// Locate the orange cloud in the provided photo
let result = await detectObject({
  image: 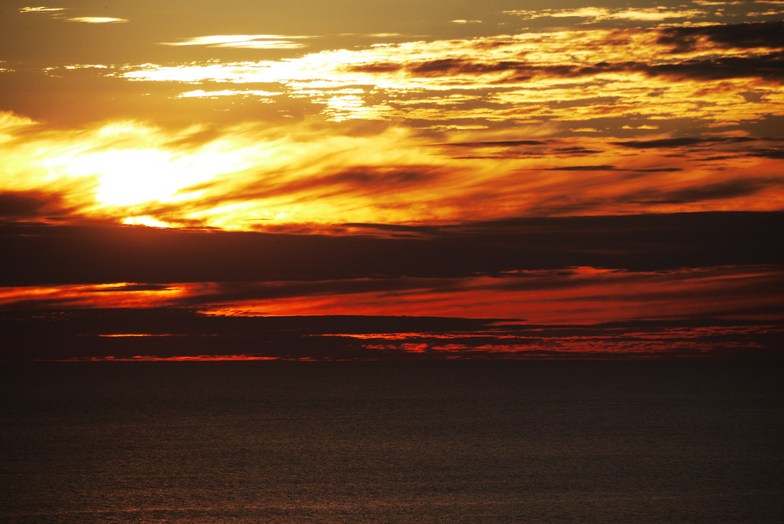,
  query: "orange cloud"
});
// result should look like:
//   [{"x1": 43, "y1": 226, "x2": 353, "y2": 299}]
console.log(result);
[
  {"x1": 190, "y1": 266, "x2": 784, "y2": 325},
  {"x1": 0, "y1": 266, "x2": 784, "y2": 332},
  {"x1": 0, "y1": 282, "x2": 196, "y2": 309}
]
